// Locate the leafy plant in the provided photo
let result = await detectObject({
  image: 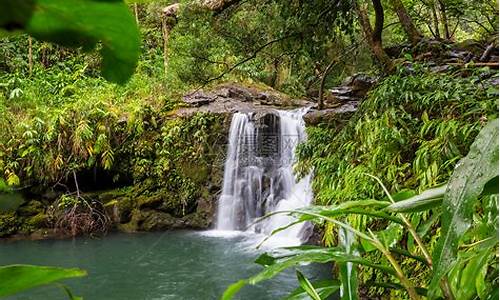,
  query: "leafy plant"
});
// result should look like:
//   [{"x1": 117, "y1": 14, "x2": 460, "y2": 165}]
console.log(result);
[
  {"x1": 223, "y1": 119, "x2": 499, "y2": 300},
  {"x1": 0, "y1": 264, "x2": 86, "y2": 299},
  {"x1": 0, "y1": 0, "x2": 140, "y2": 84}
]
